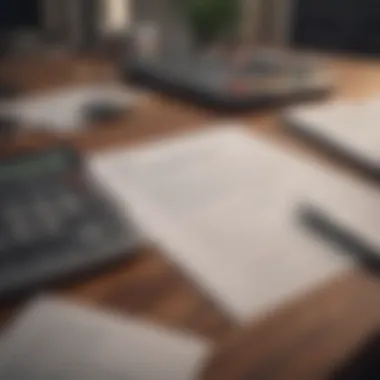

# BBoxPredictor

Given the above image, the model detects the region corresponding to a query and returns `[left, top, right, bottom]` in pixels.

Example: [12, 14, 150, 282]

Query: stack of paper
[285, 97, 380, 170]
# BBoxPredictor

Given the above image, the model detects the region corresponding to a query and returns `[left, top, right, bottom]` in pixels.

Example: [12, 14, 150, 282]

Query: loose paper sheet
[0, 85, 142, 132]
[0, 297, 209, 380]
[89, 125, 373, 322]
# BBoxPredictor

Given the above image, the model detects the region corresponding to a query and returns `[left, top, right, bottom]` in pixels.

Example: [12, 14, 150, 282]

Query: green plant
[183, 0, 240, 46]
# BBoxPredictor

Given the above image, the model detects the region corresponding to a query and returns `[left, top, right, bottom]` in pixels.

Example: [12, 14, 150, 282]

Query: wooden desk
[2, 54, 380, 380]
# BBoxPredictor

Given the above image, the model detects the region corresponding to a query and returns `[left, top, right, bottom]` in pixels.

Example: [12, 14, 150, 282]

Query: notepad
[0, 297, 209, 380]
[285, 97, 380, 172]
[89, 125, 376, 322]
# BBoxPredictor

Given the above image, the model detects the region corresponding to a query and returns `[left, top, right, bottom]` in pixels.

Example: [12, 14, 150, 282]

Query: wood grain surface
[1, 52, 380, 380]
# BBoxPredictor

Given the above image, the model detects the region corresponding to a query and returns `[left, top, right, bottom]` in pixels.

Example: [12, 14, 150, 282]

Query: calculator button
[33, 201, 61, 234]
[5, 246, 37, 267]
[5, 206, 31, 244]
[60, 193, 82, 214]
[0, 236, 10, 256]
[78, 223, 103, 245]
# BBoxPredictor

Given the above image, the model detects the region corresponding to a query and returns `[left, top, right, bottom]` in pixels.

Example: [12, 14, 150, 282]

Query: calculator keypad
[0, 147, 138, 296]
[0, 172, 134, 295]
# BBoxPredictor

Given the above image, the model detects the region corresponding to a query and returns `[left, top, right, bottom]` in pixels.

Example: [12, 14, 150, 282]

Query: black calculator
[0, 146, 140, 297]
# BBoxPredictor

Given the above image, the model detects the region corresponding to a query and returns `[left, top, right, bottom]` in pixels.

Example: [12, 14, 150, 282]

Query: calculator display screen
[0, 152, 71, 182]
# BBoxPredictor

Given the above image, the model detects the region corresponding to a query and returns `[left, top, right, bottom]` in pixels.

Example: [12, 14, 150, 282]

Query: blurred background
[1, 0, 378, 57]
[1, 2, 380, 380]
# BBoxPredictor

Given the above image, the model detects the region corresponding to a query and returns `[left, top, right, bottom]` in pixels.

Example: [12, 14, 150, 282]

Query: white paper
[286, 97, 380, 165]
[304, 180, 380, 251]
[0, 297, 209, 380]
[88, 125, 368, 323]
[0, 85, 141, 132]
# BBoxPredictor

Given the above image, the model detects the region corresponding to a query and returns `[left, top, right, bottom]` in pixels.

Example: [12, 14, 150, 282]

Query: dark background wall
[0, 0, 40, 31]
[0, 0, 103, 52]
[1, 0, 380, 56]
[293, 0, 380, 55]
